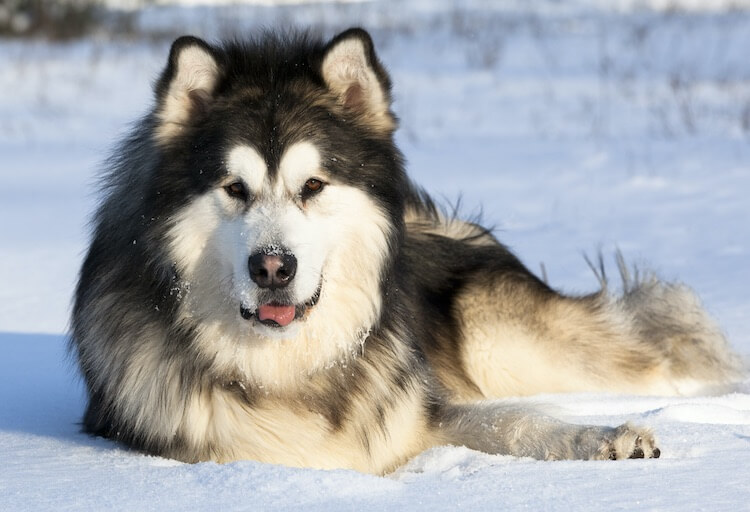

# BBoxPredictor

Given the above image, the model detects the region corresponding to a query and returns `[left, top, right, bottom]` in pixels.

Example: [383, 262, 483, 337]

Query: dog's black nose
[248, 251, 297, 289]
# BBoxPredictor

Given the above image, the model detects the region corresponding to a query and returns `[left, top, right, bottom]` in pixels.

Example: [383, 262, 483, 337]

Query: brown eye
[224, 181, 248, 201]
[302, 178, 325, 198]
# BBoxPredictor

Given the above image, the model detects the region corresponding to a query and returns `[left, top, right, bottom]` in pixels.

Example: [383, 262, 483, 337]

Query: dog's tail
[588, 251, 744, 395]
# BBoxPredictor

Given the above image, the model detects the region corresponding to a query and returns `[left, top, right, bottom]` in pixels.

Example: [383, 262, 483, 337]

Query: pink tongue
[257, 304, 296, 327]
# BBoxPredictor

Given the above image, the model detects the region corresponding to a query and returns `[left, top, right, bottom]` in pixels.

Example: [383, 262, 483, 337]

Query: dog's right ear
[154, 36, 221, 143]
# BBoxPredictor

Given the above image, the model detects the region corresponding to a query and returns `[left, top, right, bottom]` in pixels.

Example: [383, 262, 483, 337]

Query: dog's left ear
[321, 28, 396, 133]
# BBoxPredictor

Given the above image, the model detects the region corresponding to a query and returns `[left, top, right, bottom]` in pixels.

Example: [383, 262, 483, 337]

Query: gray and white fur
[71, 28, 741, 474]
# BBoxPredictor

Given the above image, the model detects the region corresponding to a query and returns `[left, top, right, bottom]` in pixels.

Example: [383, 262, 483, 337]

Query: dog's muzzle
[240, 247, 321, 328]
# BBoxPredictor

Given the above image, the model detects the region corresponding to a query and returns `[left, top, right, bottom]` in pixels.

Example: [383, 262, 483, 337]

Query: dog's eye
[302, 178, 325, 198]
[224, 181, 249, 201]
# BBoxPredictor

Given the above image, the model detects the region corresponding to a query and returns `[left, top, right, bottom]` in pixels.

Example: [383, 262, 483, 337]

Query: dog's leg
[434, 403, 660, 460]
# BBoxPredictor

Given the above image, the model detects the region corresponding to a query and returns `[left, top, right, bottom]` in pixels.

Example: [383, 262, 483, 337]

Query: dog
[71, 28, 741, 474]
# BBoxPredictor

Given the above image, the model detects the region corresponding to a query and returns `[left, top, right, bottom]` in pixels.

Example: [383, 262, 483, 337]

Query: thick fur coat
[72, 28, 741, 474]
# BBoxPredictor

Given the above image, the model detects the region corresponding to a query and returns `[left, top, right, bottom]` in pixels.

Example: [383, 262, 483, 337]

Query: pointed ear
[154, 36, 220, 143]
[321, 28, 395, 133]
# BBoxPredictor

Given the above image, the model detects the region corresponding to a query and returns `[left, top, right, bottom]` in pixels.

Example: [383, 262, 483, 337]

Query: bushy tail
[589, 252, 744, 394]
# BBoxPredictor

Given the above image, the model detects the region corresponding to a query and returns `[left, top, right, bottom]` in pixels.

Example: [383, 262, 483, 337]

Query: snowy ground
[2, 1, 750, 510]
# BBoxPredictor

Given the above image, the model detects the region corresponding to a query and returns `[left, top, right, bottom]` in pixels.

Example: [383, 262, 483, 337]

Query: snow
[2, 1, 750, 509]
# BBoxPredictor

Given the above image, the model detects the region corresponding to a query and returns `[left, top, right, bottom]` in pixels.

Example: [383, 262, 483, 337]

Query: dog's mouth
[240, 285, 321, 328]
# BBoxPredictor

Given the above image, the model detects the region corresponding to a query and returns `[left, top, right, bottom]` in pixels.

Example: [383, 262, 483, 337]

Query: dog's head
[152, 30, 406, 341]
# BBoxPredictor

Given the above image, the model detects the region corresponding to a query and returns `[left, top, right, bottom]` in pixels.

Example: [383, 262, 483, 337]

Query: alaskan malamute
[72, 28, 741, 474]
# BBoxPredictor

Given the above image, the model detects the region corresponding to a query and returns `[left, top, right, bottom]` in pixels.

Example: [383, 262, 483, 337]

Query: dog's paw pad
[602, 423, 660, 460]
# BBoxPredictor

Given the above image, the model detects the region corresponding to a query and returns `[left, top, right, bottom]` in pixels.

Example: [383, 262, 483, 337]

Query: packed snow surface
[1, 0, 749, 510]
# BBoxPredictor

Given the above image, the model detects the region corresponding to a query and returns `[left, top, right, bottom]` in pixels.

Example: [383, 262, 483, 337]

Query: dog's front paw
[599, 423, 660, 460]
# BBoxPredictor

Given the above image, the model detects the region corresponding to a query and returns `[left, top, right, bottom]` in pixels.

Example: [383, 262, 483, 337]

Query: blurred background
[3, 6, 750, 507]
[1, 0, 749, 347]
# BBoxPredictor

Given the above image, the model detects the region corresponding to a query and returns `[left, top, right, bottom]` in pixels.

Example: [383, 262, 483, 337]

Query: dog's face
[169, 138, 393, 340]
[155, 31, 406, 342]
[220, 141, 332, 336]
